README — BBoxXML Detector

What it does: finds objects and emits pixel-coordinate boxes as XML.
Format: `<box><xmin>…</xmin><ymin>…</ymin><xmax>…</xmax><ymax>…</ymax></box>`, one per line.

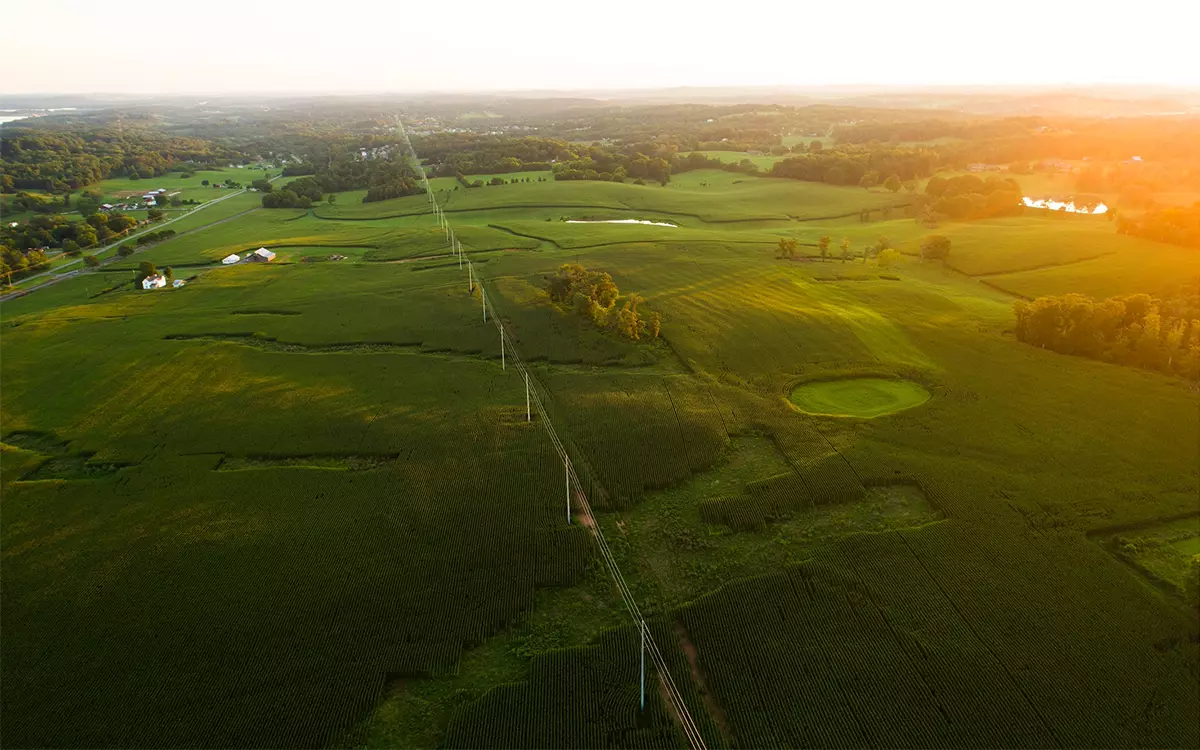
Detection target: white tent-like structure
<box><xmin>222</xmin><ymin>253</ymin><xmax>241</xmax><ymax>265</ymax></box>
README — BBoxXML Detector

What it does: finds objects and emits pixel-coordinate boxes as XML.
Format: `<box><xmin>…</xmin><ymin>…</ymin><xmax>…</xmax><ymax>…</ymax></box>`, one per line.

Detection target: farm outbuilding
<box><xmin>247</xmin><ymin>247</ymin><xmax>276</xmax><ymax>262</ymax></box>
<box><xmin>222</xmin><ymin>254</ymin><xmax>241</xmax><ymax>264</ymax></box>
<box><xmin>173</xmin><ymin>279</ymin><xmax>186</xmax><ymax>288</ymax></box>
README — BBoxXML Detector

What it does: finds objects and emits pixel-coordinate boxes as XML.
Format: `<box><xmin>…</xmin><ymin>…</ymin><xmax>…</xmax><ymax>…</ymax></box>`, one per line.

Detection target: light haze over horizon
<box><xmin>6</xmin><ymin>0</ymin><xmax>1200</xmax><ymax>95</ymax></box>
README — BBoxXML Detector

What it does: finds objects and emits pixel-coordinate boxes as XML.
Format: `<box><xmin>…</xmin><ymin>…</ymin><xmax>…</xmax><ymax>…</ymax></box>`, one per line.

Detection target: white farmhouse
<box><xmin>222</xmin><ymin>253</ymin><xmax>241</xmax><ymax>265</ymax></box>
<box><xmin>141</xmin><ymin>274</ymin><xmax>167</xmax><ymax>290</ymax></box>
<box><xmin>247</xmin><ymin>247</ymin><xmax>276</xmax><ymax>262</ymax></box>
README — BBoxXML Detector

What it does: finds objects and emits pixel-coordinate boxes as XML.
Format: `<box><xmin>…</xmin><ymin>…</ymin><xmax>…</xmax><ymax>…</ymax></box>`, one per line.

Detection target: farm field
<box><xmin>693</xmin><ymin>150</ymin><xmax>791</xmax><ymax>169</ymax></box>
<box><xmin>3</xmin><ymin>156</ymin><xmax>1198</xmax><ymax>749</ymax></box>
<box><xmin>316</xmin><ymin>170</ymin><xmax>908</xmax><ymax>223</ymax></box>
<box><xmin>92</xmin><ymin>165</ymin><xmax>273</xmax><ymax>204</ymax></box>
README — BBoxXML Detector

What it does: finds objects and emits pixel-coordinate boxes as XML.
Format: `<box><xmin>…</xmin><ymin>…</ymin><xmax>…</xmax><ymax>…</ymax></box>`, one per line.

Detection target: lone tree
<box><xmin>136</xmin><ymin>261</ymin><xmax>158</xmax><ymax>285</ymax></box>
<box><xmin>920</xmin><ymin>234</ymin><xmax>952</xmax><ymax>263</ymax></box>
<box><xmin>818</xmin><ymin>235</ymin><xmax>831</xmax><ymax>262</ymax></box>
<box><xmin>777</xmin><ymin>237</ymin><xmax>797</xmax><ymax>260</ymax></box>
<box><xmin>877</xmin><ymin>248</ymin><xmax>902</xmax><ymax>268</ymax></box>
<box><xmin>883</xmin><ymin>174</ymin><xmax>902</xmax><ymax>193</ymax></box>
<box><xmin>84</xmin><ymin>255</ymin><xmax>101</xmax><ymax>268</ymax></box>
<box><xmin>859</xmin><ymin>172</ymin><xmax>878</xmax><ymax>190</ymax></box>
<box><xmin>117</xmin><ymin>244</ymin><xmax>135</xmax><ymax>258</ymax></box>
<box><xmin>840</xmin><ymin>238</ymin><xmax>852</xmax><ymax>263</ymax></box>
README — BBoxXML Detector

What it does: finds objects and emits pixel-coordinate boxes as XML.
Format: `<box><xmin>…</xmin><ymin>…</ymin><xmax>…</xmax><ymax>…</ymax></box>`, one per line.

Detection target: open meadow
<box><xmin>3</xmin><ymin>163</ymin><xmax>1198</xmax><ymax>749</ymax></box>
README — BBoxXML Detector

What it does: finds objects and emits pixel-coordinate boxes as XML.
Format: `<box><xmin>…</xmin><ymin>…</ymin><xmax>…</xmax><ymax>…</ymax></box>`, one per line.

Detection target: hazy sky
<box><xmin>5</xmin><ymin>0</ymin><xmax>1199</xmax><ymax>94</ymax></box>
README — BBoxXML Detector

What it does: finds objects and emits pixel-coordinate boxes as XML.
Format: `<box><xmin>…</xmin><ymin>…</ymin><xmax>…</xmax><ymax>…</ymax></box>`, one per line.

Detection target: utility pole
<box><xmin>525</xmin><ymin>371</ymin><xmax>530</xmax><ymax>422</ymax></box>
<box><xmin>565</xmin><ymin>458</ymin><xmax>571</xmax><ymax>524</ymax></box>
<box><xmin>640</xmin><ymin>622</ymin><xmax>646</xmax><ymax>711</ymax></box>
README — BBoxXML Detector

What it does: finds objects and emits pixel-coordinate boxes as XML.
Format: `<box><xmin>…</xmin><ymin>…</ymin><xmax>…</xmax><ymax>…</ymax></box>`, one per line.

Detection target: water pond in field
<box><xmin>789</xmin><ymin>377</ymin><xmax>931</xmax><ymax>418</ymax></box>
<box><xmin>564</xmin><ymin>218</ymin><xmax>677</xmax><ymax>227</ymax></box>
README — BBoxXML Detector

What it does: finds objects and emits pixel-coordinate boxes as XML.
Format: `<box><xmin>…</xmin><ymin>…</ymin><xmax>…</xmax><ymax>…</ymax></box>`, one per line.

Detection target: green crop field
<box><xmin>3</xmin><ymin>136</ymin><xmax>1198</xmax><ymax>750</ymax></box>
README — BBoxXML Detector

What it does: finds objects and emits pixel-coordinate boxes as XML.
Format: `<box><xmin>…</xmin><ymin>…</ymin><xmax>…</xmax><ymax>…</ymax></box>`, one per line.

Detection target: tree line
<box><xmin>1014</xmin><ymin>291</ymin><xmax>1200</xmax><ymax>380</ymax></box>
<box><xmin>277</xmin><ymin>143</ymin><xmax>424</xmax><ymax>204</ymax></box>
<box><xmin>0</xmin><ymin>126</ymin><xmax>237</xmax><ymax>192</ymax></box>
<box><xmin>922</xmin><ymin>173</ymin><xmax>1024</xmax><ymax>220</ymax></box>
<box><xmin>1116</xmin><ymin>203</ymin><xmax>1200</xmax><ymax>249</ymax></box>
<box><xmin>544</xmin><ymin>263</ymin><xmax>661</xmax><ymax>341</ymax></box>
<box><xmin>770</xmin><ymin>145</ymin><xmax>939</xmax><ymax>186</ymax></box>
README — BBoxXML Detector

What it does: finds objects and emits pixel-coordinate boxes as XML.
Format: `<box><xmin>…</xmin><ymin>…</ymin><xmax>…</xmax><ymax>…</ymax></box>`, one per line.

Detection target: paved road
<box><xmin>2</xmin><ymin>176</ymin><xmax>279</xmax><ymax>302</ymax></box>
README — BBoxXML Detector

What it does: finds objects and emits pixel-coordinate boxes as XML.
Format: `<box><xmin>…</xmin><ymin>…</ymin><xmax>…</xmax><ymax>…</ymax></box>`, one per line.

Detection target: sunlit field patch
<box><xmin>788</xmin><ymin>377</ymin><xmax>931</xmax><ymax>418</ymax></box>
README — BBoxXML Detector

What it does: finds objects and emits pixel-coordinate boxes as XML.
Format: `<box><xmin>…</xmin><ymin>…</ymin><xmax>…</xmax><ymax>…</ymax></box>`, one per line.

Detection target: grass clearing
<box><xmin>788</xmin><ymin>377</ymin><xmax>932</xmax><ymax>418</ymax></box>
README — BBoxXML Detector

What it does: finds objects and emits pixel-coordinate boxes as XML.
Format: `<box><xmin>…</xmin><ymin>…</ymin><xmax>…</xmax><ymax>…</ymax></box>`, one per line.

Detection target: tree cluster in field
<box><xmin>544</xmin><ymin>263</ymin><xmax>661</xmax><ymax>341</ymax></box>
<box><xmin>453</xmin><ymin>172</ymin><xmax>547</xmax><ymax>189</ymax></box>
<box><xmin>278</xmin><ymin>140</ymin><xmax>425</xmax><ymax>202</ymax></box>
<box><xmin>1116</xmin><ymin>203</ymin><xmax>1200</xmax><ymax>249</ymax></box>
<box><xmin>779</xmin><ymin>235</ymin><xmax>909</xmax><ymax>266</ymax></box>
<box><xmin>261</xmin><ymin>177</ymin><xmax>323</xmax><ymax>208</ymax></box>
<box><xmin>418</xmin><ymin>134</ymin><xmax>566</xmax><ymax>175</ymax></box>
<box><xmin>133</xmin><ymin>260</ymin><xmax>174</xmax><ymax>286</ymax></box>
<box><xmin>2</xmin><ymin>191</ymin><xmax>68</xmax><ymax>216</ymax></box>
<box><xmin>922</xmin><ymin>174</ymin><xmax>1023</xmax><ymax>220</ymax></box>
<box><xmin>0</xmin><ymin>126</ymin><xmax>237</xmax><ymax>192</ymax></box>
<box><xmin>2</xmin><ymin>210</ymin><xmax>139</xmax><ymax>253</ymax></box>
<box><xmin>1014</xmin><ymin>291</ymin><xmax>1200</xmax><ymax>379</ymax></box>
<box><xmin>0</xmin><ymin>246</ymin><xmax>49</xmax><ymax>284</ymax></box>
<box><xmin>770</xmin><ymin>146</ymin><xmax>938</xmax><ymax>186</ymax></box>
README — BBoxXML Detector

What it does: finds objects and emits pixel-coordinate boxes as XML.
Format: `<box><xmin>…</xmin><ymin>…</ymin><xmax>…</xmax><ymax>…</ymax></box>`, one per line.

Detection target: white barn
<box><xmin>222</xmin><ymin>253</ymin><xmax>241</xmax><ymax>265</ymax></box>
<box><xmin>141</xmin><ymin>274</ymin><xmax>167</xmax><ymax>290</ymax></box>
<box><xmin>248</xmin><ymin>247</ymin><xmax>276</xmax><ymax>262</ymax></box>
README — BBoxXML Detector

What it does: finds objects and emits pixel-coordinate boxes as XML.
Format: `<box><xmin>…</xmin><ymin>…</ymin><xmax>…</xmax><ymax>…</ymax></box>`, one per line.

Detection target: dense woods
<box><xmin>923</xmin><ymin>173</ymin><xmax>1023</xmax><ymax>219</ymax></box>
<box><xmin>770</xmin><ymin>145</ymin><xmax>937</xmax><ymax>185</ymax></box>
<box><xmin>267</xmin><ymin>150</ymin><xmax>423</xmax><ymax>206</ymax></box>
<box><xmin>0</xmin><ymin>126</ymin><xmax>235</xmax><ymax>192</ymax></box>
<box><xmin>1014</xmin><ymin>291</ymin><xmax>1200</xmax><ymax>379</ymax></box>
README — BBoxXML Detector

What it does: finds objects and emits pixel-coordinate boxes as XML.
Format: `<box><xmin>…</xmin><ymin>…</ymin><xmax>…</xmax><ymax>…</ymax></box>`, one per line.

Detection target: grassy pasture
<box><xmin>782</xmin><ymin>134</ymin><xmax>835</xmax><ymax>149</ymax></box>
<box><xmin>692</xmin><ymin>150</ymin><xmax>791</xmax><ymax>169</ymax></box>
<box><xmin>93</xmin><ymin>165</ymin><xmax>272</xmax><ymax>203</ymax></box>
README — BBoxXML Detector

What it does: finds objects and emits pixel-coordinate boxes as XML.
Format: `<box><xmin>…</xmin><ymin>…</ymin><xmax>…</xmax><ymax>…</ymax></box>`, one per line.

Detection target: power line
<box><xmin>398</xmin><ymin>117</ymin><xmax>708</xmax><ymax>750</ymax></box>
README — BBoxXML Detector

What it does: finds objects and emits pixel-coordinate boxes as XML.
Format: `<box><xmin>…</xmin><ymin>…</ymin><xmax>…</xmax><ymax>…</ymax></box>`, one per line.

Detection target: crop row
<box><xmin>0</xmin><ymin>346</ymin><xmax>599</xmax><ymax>748</ymax></box>
<box><xmin>672</xmin><ymin>522</ymin><xmax>1200</xmax><ymax>748</ymax></box>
